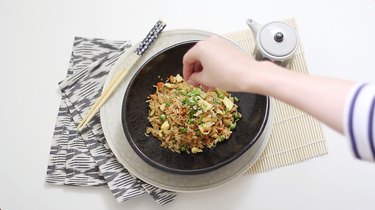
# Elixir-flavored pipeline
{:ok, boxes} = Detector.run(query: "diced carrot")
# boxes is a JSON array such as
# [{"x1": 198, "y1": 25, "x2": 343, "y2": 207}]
[
  {"x1": 204, "y1": 135, "x2": 210, "y2": 143},
  {"x1": 179, "y1": 108, "x2": 186, "y2": 116},
  {"x1": 156, "y1": 82, "x2": 164, "y2": 90},
  {"x1": 217, "y1": 127, "x2": 224, "y2": 132}
]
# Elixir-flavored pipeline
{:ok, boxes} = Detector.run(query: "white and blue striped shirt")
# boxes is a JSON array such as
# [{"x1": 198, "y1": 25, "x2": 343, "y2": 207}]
[{"x1": 344, "y1": 83, "x2": 375, "y2": 161}]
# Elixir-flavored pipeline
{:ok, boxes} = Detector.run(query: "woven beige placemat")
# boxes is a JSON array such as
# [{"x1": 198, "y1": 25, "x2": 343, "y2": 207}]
[{"x1": 224, "y1": 18, "x2": 327, "y2": 174}]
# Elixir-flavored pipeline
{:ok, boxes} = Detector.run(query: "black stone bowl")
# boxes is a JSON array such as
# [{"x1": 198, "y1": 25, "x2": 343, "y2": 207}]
[{"x1": 122, "y1": 41, "x2": 270, "y2": 175}]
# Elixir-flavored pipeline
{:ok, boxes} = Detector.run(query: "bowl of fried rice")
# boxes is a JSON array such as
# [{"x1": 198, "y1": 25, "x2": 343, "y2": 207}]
[{"x1": 121, "y1": 30, "x2": 272, "y2": 175}]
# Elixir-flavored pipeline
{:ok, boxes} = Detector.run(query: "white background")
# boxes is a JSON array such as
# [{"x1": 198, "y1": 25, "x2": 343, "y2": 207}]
[{"x1": 1, "y1": 0, "x2": 374, "y2": 209}]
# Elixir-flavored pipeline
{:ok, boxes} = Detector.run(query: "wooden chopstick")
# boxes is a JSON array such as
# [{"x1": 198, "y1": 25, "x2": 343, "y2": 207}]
[
  {"x1": 77, "y1": 54, "x2": 139, "y2": 130},
  {"x1": 77, "y1": 20, "x2": 166, "y2": 131}
]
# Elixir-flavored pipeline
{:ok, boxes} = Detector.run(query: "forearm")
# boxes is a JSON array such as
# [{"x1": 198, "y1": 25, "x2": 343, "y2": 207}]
[
  {"x1": 245, "y1": 61, "x2": 355, "y2": 133},
  {"x1": 182, "y1": 36, "x2": 374, "y2": 161}
]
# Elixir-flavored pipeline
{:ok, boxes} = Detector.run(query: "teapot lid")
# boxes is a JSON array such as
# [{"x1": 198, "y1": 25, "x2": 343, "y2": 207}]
[{"x1": 258, "y1": 22, "x2": 297, "y2": 58}]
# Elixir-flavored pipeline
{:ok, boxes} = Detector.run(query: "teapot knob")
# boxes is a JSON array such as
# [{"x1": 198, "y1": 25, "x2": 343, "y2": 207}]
[{"x1": 274, "y1": 32, "x2": 284, "y2": 42}]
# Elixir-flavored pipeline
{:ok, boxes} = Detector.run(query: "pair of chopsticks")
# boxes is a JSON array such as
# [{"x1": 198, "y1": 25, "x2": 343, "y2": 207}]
[{"x1": 77, "y1": 20, "x2": 167, "y2": 131}]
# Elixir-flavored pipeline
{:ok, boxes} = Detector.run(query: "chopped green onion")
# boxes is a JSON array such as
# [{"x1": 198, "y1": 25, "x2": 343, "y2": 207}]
[
  {"x1": 182, "y1": 98, "x2": 189, "y2": 105},
  {"x1": 187, "y1": 107, "x2": 198, "y2": 115},
  {"x1": 229, "y1": 123, "x2": 236, "y2": 130},
  {"x1": 190, "y1": 88, "x2": 201, "y2": 96},
  {"x1": 182, "y1": 97, "x2": 196, "y2": 106},
  {"x1": 233, "y1": 112, "x2": 241, "y2": 120},
  {"x1": 234, "y1": 96, "x2": 239, "y2": 102},
  {"x1": 188, "y1": 117, "x2": 195, "y2": 124},
  {"x1": 218, "y1": 136, "x2": 226, "y2": 142},
  {"x1": 179, "y1": 146, "x2": 186, "y2": 152},
  {"x1": 215, "y1": 90, "x2": 225, "y2": 99},
  {"x1": 180, "y1": 127, "x2": 188, "y2": 133},
  {"x1": 187, "y1": 97, "x2": 196, "y2": 106},
  {"x1": 213, "y1": 97, "x2": 220, "y2": 104},
  {"x1": 165, "y1": 102, "x2": 171, "y2": 107},
  {"x1": 198, "y1": 116, "x2": 203, "y2": 124}
]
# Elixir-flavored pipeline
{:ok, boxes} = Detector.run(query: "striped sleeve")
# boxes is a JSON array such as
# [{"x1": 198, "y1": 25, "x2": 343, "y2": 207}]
[{"x1": 343, "y1": 83, "x2": 375, "y2": 161}]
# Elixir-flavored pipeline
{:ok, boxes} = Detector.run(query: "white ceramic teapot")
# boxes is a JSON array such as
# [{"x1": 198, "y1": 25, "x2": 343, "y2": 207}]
[{"x1": 246, "y1": 18, "x2": 298, "y2": 67}]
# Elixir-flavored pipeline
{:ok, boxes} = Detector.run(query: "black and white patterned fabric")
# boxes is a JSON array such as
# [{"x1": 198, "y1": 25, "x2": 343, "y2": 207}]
[{"x1": 46, "y1": 37, "x2": 176, "y2": 205}]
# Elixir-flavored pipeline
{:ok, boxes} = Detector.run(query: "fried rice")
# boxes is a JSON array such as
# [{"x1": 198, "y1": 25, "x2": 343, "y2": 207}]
[{"x1": 146, "y1": 74, "x2": 242, "y2": 154}]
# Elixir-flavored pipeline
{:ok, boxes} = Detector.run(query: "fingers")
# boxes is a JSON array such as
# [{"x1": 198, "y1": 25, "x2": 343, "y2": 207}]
[
  {"x1": 188, "y1": 71, "x2": 206, "y2": 87},
  {"x1": 182, "y1": 47, "x2": 197, "y2": 81},
  {"x1": 201, "y1": 84, "x2": 213, "y2": 92},
  {"x1": 183, "y1": 45, "x2": 205, "y2": 88},
  {"x1": 183, "y1": 52, "x2": 205, "y2": 88},
  {"x1": 183, "y1": 41, "x2": 205, "y2": 81}
]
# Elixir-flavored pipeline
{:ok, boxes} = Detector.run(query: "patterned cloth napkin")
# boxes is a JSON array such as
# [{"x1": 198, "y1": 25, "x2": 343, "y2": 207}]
[
  {"x1": 47, "y1": 18, "x2": 327, "y2": 205},
  {"x1": 46, "y1": 37, "x2": 176, "y2": 205}
]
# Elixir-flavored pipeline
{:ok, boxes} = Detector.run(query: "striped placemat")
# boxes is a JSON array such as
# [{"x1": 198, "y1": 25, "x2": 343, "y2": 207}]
[{"x1": 224, "y1": 18, "x2": 328, "y2": 174}]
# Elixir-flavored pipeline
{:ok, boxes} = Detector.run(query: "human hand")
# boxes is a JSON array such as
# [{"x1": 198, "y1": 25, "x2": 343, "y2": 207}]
[{"x1": 182, "y1": 35, "x2": 273, "y2": 92}]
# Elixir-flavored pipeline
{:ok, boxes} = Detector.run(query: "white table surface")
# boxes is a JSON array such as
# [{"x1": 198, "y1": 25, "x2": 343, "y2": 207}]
[{"x1": 1, "y1": 0, "x2": 374, "y2": 209}]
